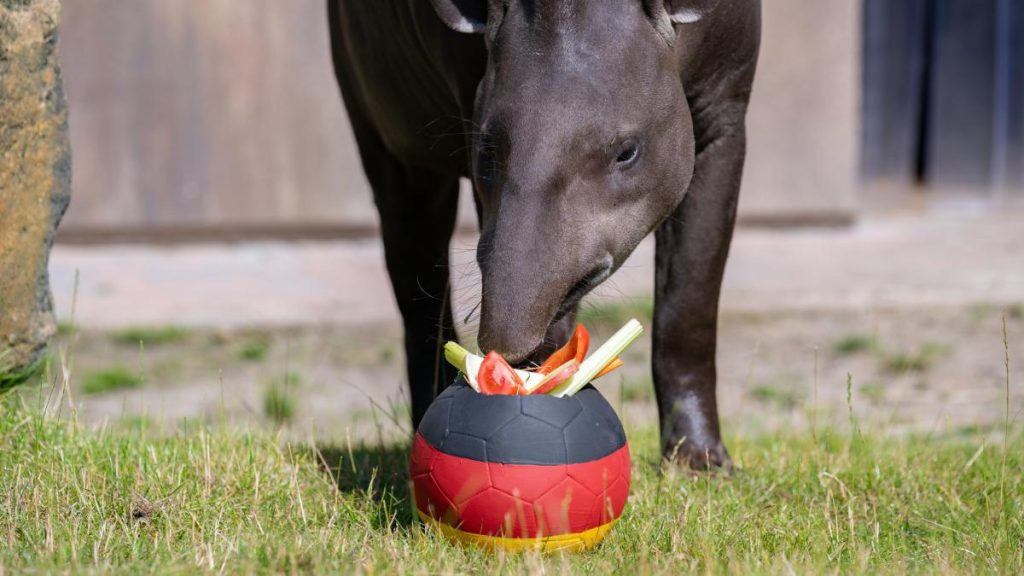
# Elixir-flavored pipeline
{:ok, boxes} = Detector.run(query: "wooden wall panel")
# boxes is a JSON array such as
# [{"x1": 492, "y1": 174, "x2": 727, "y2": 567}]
[{"x1": 59, "y1": 0, "x2": 376, "y2": 232}]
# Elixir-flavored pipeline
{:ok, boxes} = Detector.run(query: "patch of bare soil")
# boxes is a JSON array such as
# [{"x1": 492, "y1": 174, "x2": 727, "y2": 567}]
[{"x1": 30, "y1": 304, "x2": 1023, "y2": 444}]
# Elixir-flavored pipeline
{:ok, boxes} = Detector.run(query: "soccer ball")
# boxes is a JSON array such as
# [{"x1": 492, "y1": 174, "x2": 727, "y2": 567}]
[{"x1": 410, "y1": 378, "x2": 630, "y2": 552}]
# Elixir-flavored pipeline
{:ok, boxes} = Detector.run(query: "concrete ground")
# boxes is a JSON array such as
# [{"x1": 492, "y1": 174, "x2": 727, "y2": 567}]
[
  {"x1": 42, "y1": 211, "x2": 1024, "y2": 443},
  {"x1": 49, "y1": 211, "x2": 1024, "y2": 329}
]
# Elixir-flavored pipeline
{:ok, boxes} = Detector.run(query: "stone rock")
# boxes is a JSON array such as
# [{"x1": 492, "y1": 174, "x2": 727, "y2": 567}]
[{"x1": 0, "y1": 0, "x2": 71, "y2": 387}]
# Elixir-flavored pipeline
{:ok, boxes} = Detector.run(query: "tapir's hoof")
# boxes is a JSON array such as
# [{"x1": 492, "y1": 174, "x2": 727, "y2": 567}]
[{"x1": 663, "y1": 438, "x2": 733, "y2": 475}]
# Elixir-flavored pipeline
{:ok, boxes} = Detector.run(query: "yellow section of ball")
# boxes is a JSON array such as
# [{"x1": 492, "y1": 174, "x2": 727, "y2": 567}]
[{"x1": 417, "y1": 510, "x2": 617, "y2": 553}]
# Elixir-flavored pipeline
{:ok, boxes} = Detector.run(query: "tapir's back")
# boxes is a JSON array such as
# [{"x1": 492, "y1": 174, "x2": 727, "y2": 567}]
[
  {"x1": 327, "y1": 0, "x2": 486, "y2": 175},
  {"x1": 675, "y1": 0, "x2": 761, "y2": 110}
]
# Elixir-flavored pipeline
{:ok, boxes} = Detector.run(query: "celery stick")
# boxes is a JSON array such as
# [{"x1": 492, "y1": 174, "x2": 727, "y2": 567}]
[
  {"x1": 551, "y1": 319, "x2": 643, "y2": 397},
  {"x1": 444, "y1": 341, "x2": 479, "y2": 391},
  {"x1": 444, "y1": 342, "x2": 469, "y2": 371}
]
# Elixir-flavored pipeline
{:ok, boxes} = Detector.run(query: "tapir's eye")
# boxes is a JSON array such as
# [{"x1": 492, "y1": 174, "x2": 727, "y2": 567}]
[{"x1": 614, "y1": 141, "x2": 640, "y2": 168}]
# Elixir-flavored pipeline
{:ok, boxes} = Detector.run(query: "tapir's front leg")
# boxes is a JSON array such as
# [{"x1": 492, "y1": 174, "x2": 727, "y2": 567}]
[{"x1": 653, "y1": 105, "x2": 749, "y2": 471}]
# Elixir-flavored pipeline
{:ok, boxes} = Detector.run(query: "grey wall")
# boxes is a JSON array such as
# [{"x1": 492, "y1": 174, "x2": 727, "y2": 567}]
[
  {"x1": 59, "y1": 0, "x2": 374, "y2": 235},
  {"x1": 742, "y1": 0, "x2": 860, "y2": 223}
]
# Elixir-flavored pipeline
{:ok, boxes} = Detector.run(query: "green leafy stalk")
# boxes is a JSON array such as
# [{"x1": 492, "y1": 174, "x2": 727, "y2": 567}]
[
  {"x1": 553, "y1": 319, "x2": 644, "y2": 397},
  {"x1": 443, "y1": 341, "x2": 470, "y2": 373}
]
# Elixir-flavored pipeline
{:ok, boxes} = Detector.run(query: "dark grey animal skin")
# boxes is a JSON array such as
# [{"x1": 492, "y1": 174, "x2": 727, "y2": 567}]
[{"x1": 327, "y1": 0, "x2": 760, "y2": 469}]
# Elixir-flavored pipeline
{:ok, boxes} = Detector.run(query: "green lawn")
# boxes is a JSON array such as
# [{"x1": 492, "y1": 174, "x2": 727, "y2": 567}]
[{"x1": 1, "y1": 387, "x2": 1021, "y2": 574}]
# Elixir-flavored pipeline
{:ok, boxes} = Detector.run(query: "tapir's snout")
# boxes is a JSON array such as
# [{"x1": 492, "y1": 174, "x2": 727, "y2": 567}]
[
  {"x1": 477, "y1": 239, "x2": 614, "y2": 364},
  {"x1": 476, "y1": 307, "x2": 547, "y2": 365}
]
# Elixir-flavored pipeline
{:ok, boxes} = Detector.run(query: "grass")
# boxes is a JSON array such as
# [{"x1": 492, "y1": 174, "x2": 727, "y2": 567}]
[
  {"x1": 263, "y1": 384, "x2": 296, "y2": 425},
  {"x1": 833, "y1": 333, "x2": 877, "y2": 355},
  {"x1": 885, "y1": 352, "x2": 929, "y2": 373},
  {"x1": 884, "y1": 342, "x2": 951, "y2": 374},
  {"x1": 858, "y1": 381, "x2": 886, "y2": 405},
  {"x1": 238, "y1": 338, "x2": 270, "y2": 362},
  {"x1": 748, "y1": 382, "x2": 804, "y2": 410},
  {"x1": 619, "y1": 376, "x2": 655, "y2": 403},
  {"x1": 1, "y1": 310, "x2": 1019, "y2": 573},
  {"x1": 82, "y1": 367, "x2": 144, "y2": 394},
  {"x1": 831, "y1": 334, "x2": 954, "y2": 375},
  {"x1": 111, "y1": 326, "x2": 187, "y2": 347},
  {"x1": 377, "y1": 343, "x2": 397, "y2": 364},
  {"x1": 578, "y1": 297, "x2": 654, "y2": 328},
  {"x1": 1, "y1": 388, "x2": 1021, "y2": 574},
  {"x1": 263, "y1": 372, "x2": 302, "y2": 425}
]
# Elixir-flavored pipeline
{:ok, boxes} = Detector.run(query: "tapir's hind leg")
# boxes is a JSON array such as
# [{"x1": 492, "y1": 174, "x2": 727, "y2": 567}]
[
  {"x1": 329, "y1": 18, "x2": 459, "y2": 430},
  {"x1": 349, "y1": 126, "x2": 460, "y2": 428},
  {"x1": 372, "y1": 156, "x2": 461, "y2": 430}
]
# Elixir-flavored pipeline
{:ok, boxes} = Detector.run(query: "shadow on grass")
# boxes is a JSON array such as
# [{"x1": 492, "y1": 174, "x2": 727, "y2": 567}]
[{"x1": 314, "y1": 441, "x2": 414, "y2": 527}]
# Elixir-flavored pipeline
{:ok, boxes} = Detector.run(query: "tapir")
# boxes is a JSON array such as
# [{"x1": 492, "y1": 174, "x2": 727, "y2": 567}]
[{"x1": 327, "y1": 0, "x2": 760, "y2": 469}]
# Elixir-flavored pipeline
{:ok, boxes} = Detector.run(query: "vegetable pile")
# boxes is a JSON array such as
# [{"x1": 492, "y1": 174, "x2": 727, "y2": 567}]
[{"x1": 443, "y1": 319, "x2": 643, "y2": 397}]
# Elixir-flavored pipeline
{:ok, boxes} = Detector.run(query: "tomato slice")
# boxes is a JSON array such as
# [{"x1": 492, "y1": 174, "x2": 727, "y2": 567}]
[
  {"x1": 531, "y1": 359, "x2": 580, "y2": 395},
  {"x1": 537, "y1": 324, "x2": 590, "y2": 375},
  {"x1": 477, "y1": 351, "x2": 527, "y2": 395}
]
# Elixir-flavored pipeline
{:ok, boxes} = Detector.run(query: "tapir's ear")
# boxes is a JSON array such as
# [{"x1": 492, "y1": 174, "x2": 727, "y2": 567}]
[
  {"x1": 429, "y1": 0, "x2": 487, "y2": 33},
  {"x1": 665, "y1": 0, "x2": 721, "y2": 24},
  {"x1": 643, "y1": 0, "x2": 719, "y2": 43}
]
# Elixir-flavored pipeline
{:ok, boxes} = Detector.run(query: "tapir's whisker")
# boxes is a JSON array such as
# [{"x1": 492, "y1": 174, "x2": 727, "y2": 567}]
[
  {"x1": 461, "y1": 300, "x2": 481, "y2": 325},
  {"x1": 414, "y1": 277, "x2": 445, "y2": 302}
]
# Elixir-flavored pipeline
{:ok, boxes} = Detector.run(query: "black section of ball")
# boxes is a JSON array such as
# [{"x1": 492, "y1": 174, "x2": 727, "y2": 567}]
[{"x1": 417, "y1": 377, "x2": 626, "y2": 465}]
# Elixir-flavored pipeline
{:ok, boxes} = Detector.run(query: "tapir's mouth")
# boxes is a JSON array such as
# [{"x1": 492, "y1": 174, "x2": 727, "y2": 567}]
[
  {"x1": 482, "y1": 255, "x2": 614, "y2": 367},
  {"x1": 552, "y1": 255, "x2": 614, "y2": 325},
  {"x1": 510, "y1": 257, "x2": 613, "y2": 368}
]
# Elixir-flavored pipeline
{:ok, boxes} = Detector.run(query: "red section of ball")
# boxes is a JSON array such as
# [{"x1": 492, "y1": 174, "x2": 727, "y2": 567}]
[{"x1": 411, "y1": 434, "x2": 630, "y2": 538}]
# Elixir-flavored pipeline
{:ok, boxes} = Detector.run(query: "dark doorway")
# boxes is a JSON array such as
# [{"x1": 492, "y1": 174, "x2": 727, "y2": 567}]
[{"x1": 861, "y1": 0, "x2": 1024, "y2": 196}]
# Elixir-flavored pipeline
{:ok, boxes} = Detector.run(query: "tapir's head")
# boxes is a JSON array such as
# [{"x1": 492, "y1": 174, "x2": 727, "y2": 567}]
[{"x1": 431, "y1": 0, "x2": 717, "y2": 362}]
